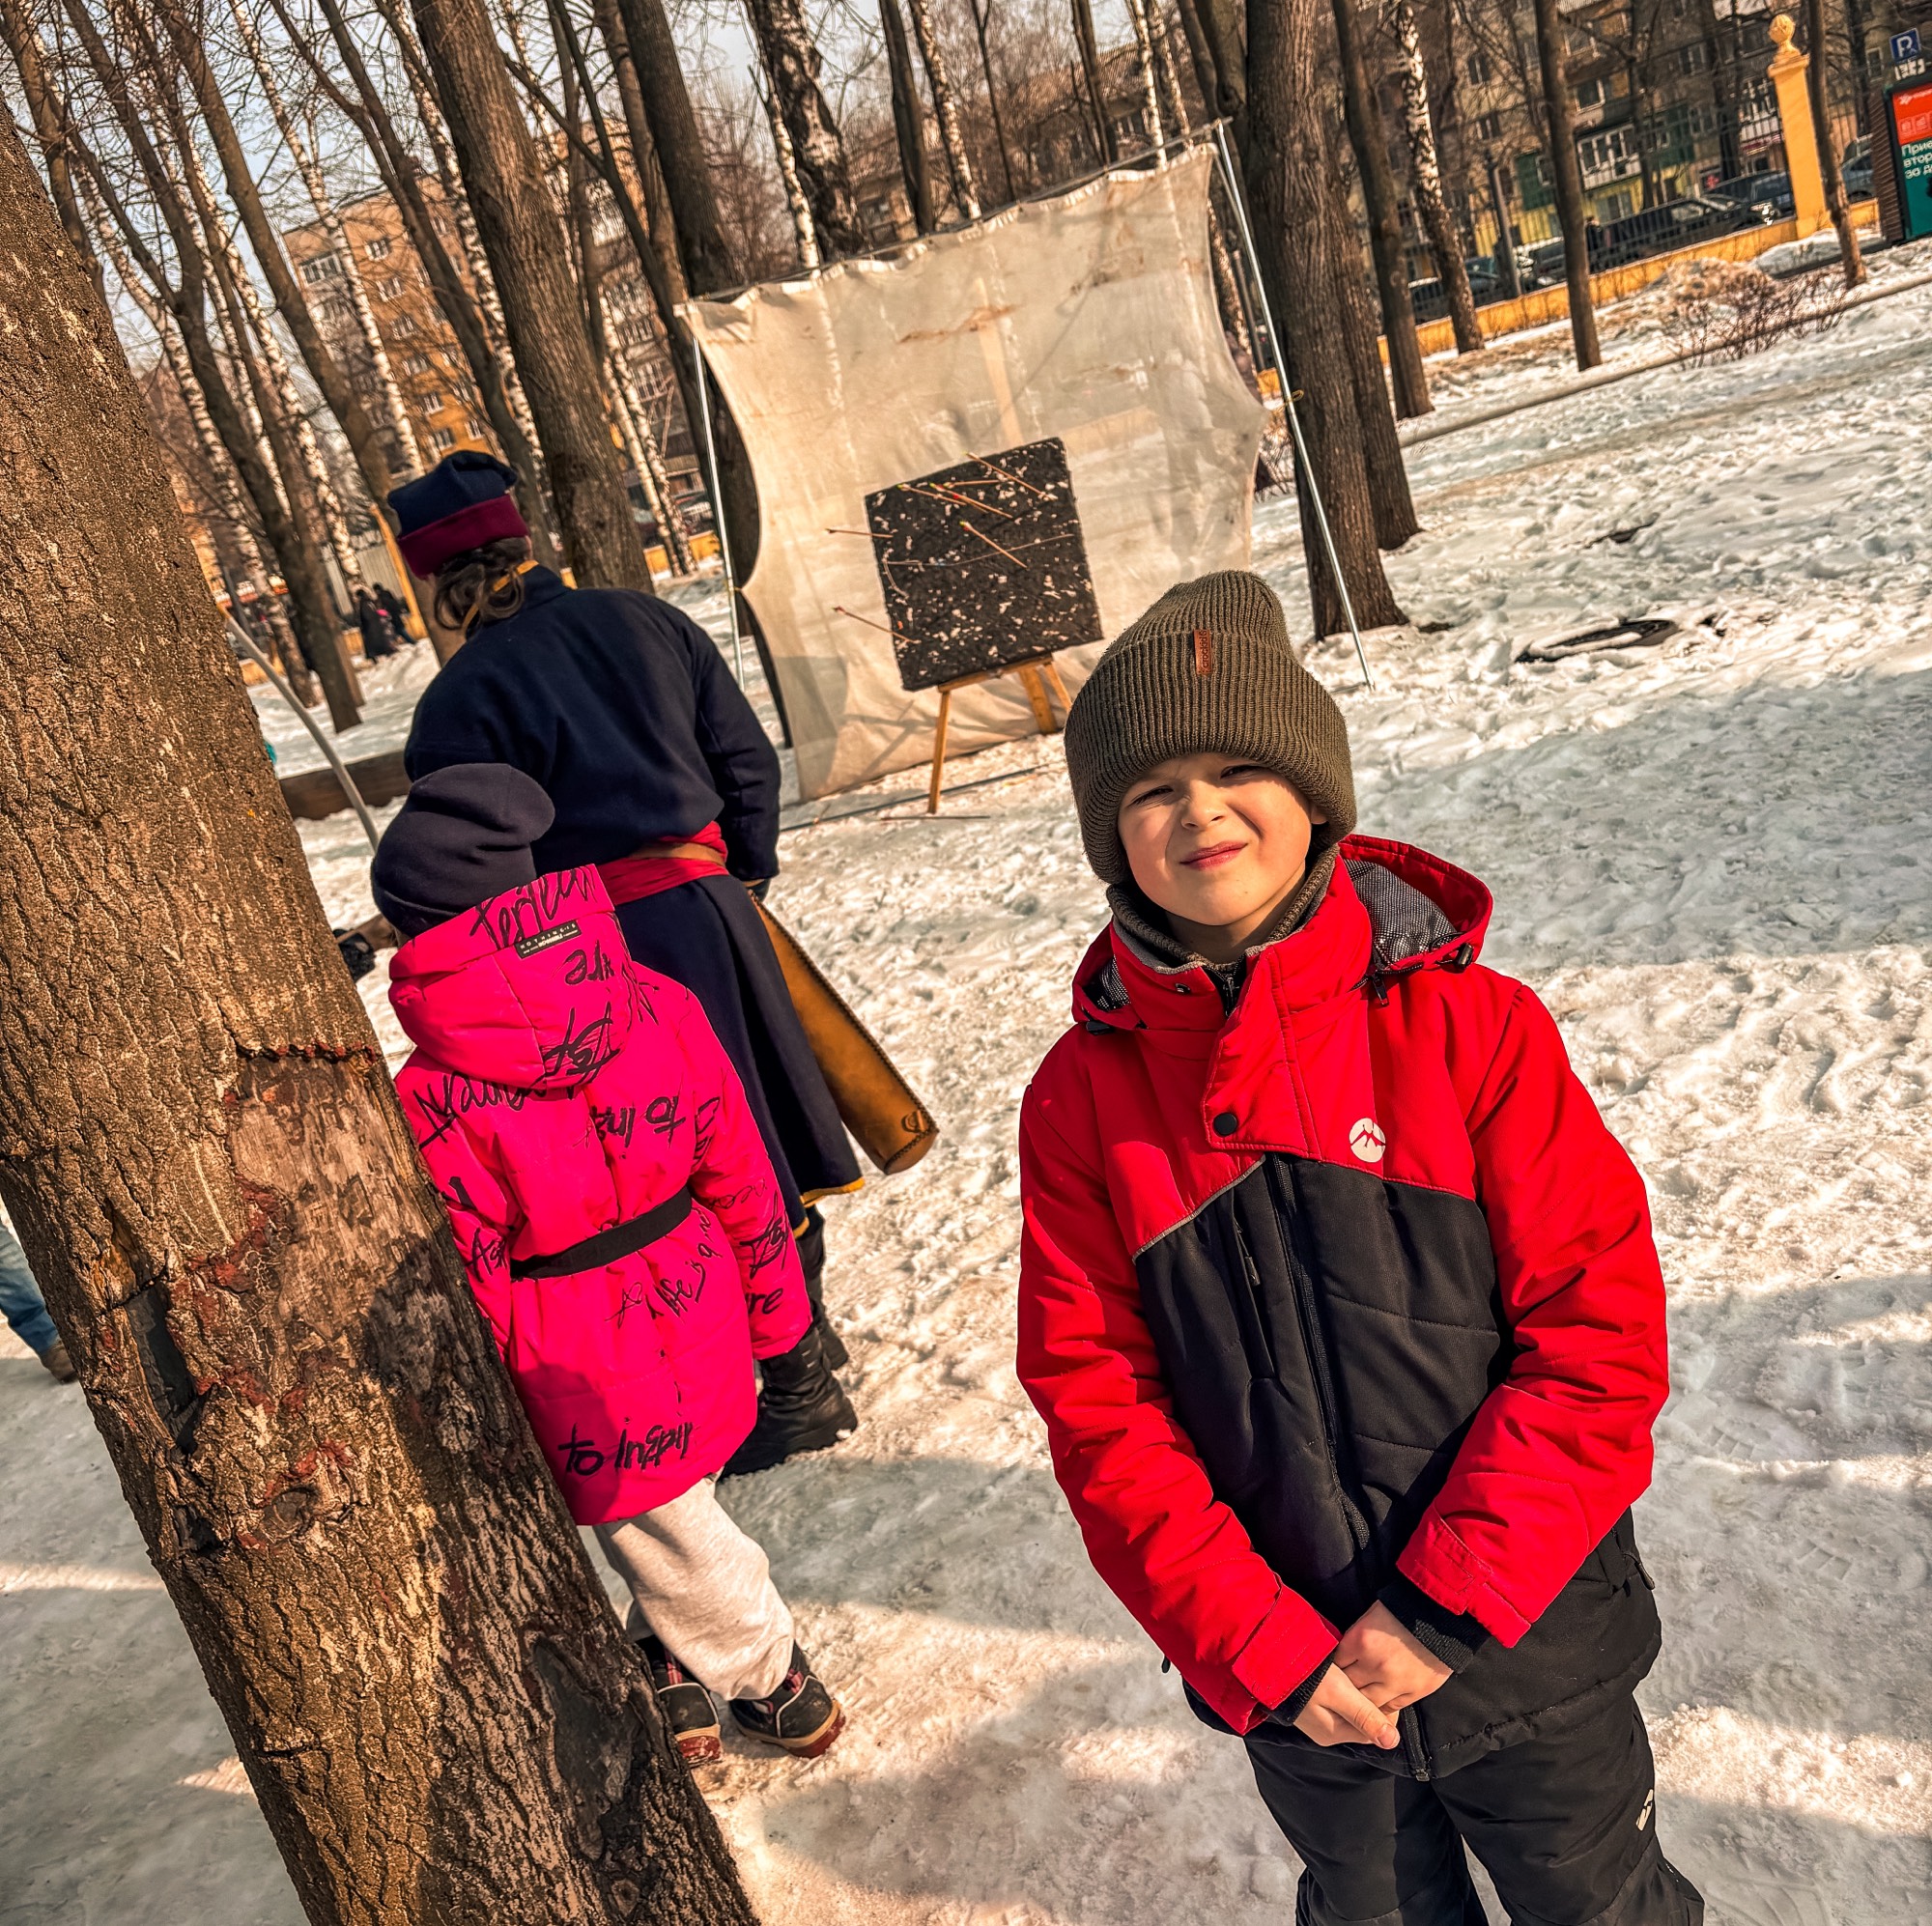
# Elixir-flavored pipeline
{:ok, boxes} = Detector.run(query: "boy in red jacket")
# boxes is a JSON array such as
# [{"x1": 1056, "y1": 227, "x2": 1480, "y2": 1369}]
[{"x1": 1018, "y1": 574, "x2": 1701, "y2": 1923}]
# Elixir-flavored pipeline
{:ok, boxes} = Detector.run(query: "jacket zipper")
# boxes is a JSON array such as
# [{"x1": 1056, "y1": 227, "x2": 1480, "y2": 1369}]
[
  {"x1": 1263, "y1": 1159, "x2": 1373, "y2": 1557},
  {"x1": 1230, "y1": 1217, "x2": 1278, "y2": 1377},
  {"x1": 1398, "y1": 1705, "x2": 1434, "y2": 1781}
]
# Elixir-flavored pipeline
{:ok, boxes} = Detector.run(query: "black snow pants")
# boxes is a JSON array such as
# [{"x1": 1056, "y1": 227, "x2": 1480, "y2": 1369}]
[{"x1": 1245, "y1": 1692, "x2": 1703, "y2": 1926}]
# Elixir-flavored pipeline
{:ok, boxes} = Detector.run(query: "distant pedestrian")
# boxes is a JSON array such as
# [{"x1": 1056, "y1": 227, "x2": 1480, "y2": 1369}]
[
  {"x1": 373, "y1": 582, "x2": 416, "y2": 644},
  {"x1": 355, "y1": 586, "x2": 396, "y2": 661},
  {"x1": 1, "y1": 1221, "x2": 74, "y2": 1383},
  {"x1": 1020, "y1": 571, "x2": 1701, "y2": 1924},
  {"x1": 373, "y1": 763, "x2": 846, "y2": 1764}
]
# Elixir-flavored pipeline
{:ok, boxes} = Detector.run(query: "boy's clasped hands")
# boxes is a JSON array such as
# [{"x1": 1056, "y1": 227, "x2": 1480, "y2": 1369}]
[{"x1": 1295, "y1": 1603, "x2": 1453, "y2": 1750}]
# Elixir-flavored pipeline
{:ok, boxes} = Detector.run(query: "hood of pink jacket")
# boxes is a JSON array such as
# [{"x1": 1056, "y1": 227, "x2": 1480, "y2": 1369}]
[{"x1": 387, "y1": 866, "x2": 634, "y2": 1092}]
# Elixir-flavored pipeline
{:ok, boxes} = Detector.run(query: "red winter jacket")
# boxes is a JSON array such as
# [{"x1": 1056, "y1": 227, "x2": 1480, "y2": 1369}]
[
  {"x1": 390, "y1": 867, "x2": 809, "y2": 1526},
  {"x1": 1017, "y1": 838, "x2": 1668, "y2": 1770}
]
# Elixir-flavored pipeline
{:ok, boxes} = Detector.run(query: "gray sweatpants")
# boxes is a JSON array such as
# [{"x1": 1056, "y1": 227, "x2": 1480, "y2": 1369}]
[{"x1": 595, "y1": 1479, "x2": 795, "y2": 1702}]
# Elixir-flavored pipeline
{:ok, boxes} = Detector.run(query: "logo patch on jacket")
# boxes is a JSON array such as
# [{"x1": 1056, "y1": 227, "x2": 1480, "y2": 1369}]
[
  {"x1": 1349, "y1": 1118, "x2": 1386, "y2": 1163},
  {"x1": 514, "y1": 921, "x2": 582, "y2": 957}
]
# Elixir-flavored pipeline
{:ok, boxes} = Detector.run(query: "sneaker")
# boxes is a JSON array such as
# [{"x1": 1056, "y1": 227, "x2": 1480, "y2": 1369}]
[
  {"x1": 720, "y1": 1325, "x2": 857, "y2": 1479},
  {"x1": 38, "y1": 1342, "x2": 76, "y2": 1384},
  {"x1": 638, "y1": 1636, "x2": 722, "y2": 1766},
  {"x1": 730, "y1": 1643, "x2": 844, "y2": 1758}
]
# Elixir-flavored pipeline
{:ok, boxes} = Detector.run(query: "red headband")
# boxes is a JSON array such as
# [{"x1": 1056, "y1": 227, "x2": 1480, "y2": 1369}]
[{"x1": 397, "y1": 494, "x2": 530, "y2": 579}]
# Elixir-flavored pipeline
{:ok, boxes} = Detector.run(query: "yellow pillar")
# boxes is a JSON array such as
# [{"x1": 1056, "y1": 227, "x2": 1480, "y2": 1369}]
[{"x1": 1767, "y1": 14, "x2": 1829, "y2": 238}]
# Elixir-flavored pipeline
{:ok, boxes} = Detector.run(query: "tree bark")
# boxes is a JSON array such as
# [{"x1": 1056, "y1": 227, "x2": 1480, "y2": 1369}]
[
  {"x1": 409, "y1": 0, "x2": 650, "y2": 591},
  {"x1": 1193, "y1": 0, "x2": 1247, "y2": 125},
  {"x1": 754, "y1": 58, "x2": 823, "y2": 266},
  {"x1": 0, "y1": 120, "x2": 763, "y2": 1926},
  {"x1": 152, "y1": 0, "x2": 396, "y2": 512},
  {"x1": 589, "y1": 0, "x2": 688, "y2": 302},
  {"x1": 1070, "y1": 0, "x2": 1117, "y2": 162},
  {"x1": 1244, "y1": 0, "x2": 1406, "y2": 636},
  {"x1": 1386, "y1": 0, "x2": 1482, "y2": 354},
  {"x1": 0, "y1": 0, "x2": 99, "y2": 287},
  {"x1": 1331, "y1": 0, "x2": 1431, "y2": 417},
  {"x1": 1326, "y1": 150, "x2": 1419, "y2": 548},
  {"x1": 1530, "y1": 0, "x2": 1601, "y2": 368},
  {"x1": 742, "y1": 0, "x2": 868, "y2": 256},
  {"x1": 882, "y1": 0, "x2": 936, "y2": 232},
  {"x1": 611, "y1": 0, "x2": 738, "y2": 292},
  {"x1": 1804, "y1": 0, "x2": 1865, "y2": 287},
  {"x1": 1124, "y1": 0, "x2": 1168, "y2": 152},
  {"x1": 903, "y1": 0, "x2": 980, "y2": 217}
]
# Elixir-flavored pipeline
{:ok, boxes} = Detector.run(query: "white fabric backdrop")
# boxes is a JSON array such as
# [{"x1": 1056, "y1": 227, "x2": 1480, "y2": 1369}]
[{"x1": 686, "y1": 150, "x2": 1266, "y2": 800}]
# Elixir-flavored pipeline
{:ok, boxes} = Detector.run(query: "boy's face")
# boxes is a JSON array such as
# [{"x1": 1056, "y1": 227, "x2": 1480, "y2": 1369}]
[{"x1": 1117, "y1": 752, "x2": 1324, "y2": 957}]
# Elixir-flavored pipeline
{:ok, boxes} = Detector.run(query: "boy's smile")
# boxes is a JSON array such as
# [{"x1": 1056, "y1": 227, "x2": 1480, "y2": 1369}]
[{"x1": 1117, "y1": 752, "x2": 1326, "y2": 965}]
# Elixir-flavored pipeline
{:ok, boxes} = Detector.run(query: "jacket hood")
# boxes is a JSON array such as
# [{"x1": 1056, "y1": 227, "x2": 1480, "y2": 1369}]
[
  {"x1": 1071, "y1": 835, "x2": 1493, "y2": 1034},
  {"x1": 387, "y1": 865, "x2": 635, "y2": 1090}
]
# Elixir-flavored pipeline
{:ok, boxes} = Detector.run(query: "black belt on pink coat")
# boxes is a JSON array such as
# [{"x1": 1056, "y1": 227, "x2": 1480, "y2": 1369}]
[{"x1": 508, "y1": 1184, "x2": 695, "y2": 1281}]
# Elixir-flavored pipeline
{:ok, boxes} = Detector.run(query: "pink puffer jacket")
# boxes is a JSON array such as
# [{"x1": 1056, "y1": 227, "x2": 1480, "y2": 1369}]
[{"x1": 388, "y1": 865, "x2": 810, "y2": 1524}]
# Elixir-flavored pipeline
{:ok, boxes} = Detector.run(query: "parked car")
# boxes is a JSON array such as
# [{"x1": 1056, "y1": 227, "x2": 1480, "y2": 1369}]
[
  {"x1": 1842, "y1": 136, "x2": 1873, "y2": 198},
  {"x1": 1708, "y1": 170, "x2": 1796, "y2": 218},
  {"x1": 1406, "y1": 260, "x2": 1507, "y2": 321},
  {"x1": 1524, "y1": 237, "x2": 1569, "y2": 287},
  {"x1": 1593, "y1": 192, "x2": 1767, "y2": 267}
]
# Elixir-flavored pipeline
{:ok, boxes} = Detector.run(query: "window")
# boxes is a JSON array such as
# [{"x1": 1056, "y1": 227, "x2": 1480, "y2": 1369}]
[
  {"x1": 420, "y1": 390, "x2": 443, "y2": 412},
  {"x1": 1476, "y1": 110, "x2": 1505, "y2": 140},
  {"x1": 402, "y1": 353, "x2": 432, "y2": 375},
  {"x1": 468, "y1": 418, "x2": 490, "y2": 441},
  {"x1": 300, "y1": 251, "x2": 341, "y2": 284},
  {"x1": 1678, "y1": 42, "x2": 1709, "y2": 72},
  {"x1": 365, "y1": 235, "x2": 393, "y2": 261},
  {"x1": 1466, "y1": 50, "x2": 1492, "y2": 84},
  {"x1": 1575, "y1": 75, "x2": 1604, "y2": 107},
  {"x1": 376, "y1": 275, "x2": 404, "y2": 301},
  {"x1": 390, "y1": 313, "x2": 417, "y2": 337},
  {"x1": 429, "y1": 426, "x2": 456, "y2": 452}
]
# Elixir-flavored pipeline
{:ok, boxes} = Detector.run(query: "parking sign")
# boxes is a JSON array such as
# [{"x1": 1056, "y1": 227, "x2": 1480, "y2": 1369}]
[{"x1": 1892, "y1": 27, "x2": 1921, "y2": 63}]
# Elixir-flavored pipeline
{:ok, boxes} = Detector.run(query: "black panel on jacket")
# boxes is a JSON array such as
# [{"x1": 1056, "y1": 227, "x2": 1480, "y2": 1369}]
[{"x1": 1136, "y1": 1152, "x2": 1660, "y2": 1772}]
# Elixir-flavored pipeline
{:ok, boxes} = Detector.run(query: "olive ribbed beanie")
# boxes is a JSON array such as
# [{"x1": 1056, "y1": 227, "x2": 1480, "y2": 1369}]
[{"x1": 1063, "y1": 571, "x2": 1356, "y2": 885}]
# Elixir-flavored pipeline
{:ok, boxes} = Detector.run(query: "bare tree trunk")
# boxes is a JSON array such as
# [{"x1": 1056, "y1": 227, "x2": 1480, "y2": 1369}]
[
  {"x1": 1244, "y1": 0, "x2": 1406, "y2": 635},
  {"x1": 1070, "y1": 0, "x2": 1117, "y2": 161},
  {"x1": 882, "y1": 0, "x2": 936, "y2": 232},
  {"x1": 1804, "y1": 0, "x2": 1865, "y2": 287},
  {"x1": 1530, "y1": 0, "x2": 1601, "y2": 368},
  {"x1": 1173, "y1": 0, "x2": 1222, "y2": 111},
  {"x1": 227, "y1": 0, "x2": 424, "y2": 475},
  {"x1": 55, "y1": 1, "x2": 356, "y2": 722},
  {"x1": 754, "y1": 60, "x2": 822, "y2": 265},
  {"x1": 589, "y1": 0, "x2": 687, "y2": 300},
  {"x1": 1146, "y1": 0, "x2": 1191, "y2": 137},
  {"x1": 409, "y1": 0, "x2": 649, "y2": 590},
  {"x1": 0, "y1": 119, "x2": 764, "y2": 1925},
  {"x1": 282, "y1": 0, "x2": 560, "y2": 564},
  {"x1": 611, "y1": 0, "x2": 738, "y2": 292},
  {"x1": 152, "y1": 0, "x2": 396, "y2": 510},
  {"x1": 0, "y1": 0, "x2": 99, "y2": 286},
  {"x1": 1331, "y1": 0, "x2": 1431, "y2": 417},
  {"x1": 1327, "y1": 150, "x2": 1419, "y2": 549},
  {"x1": 742, "y1": 0, "x2": 868, "y2": 257},
  {"x1": 965, "y1": 0, "x2": 1017, "y2": 203},
  {"x1": 1386, "y1": 0, "x2": 1482, "y2": 354},
  {"x1": 903, "y1": 0, "x2": 980, "y2": 216},
  {"x1": 1124, "y1": 0, "x2": 1168, "y2": 154}
]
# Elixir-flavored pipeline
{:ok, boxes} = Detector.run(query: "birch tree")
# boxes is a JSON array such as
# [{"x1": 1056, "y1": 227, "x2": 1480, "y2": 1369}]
[
  {"x1": 903, "y1": 0, "x2": 979, "y2": 217},
  {"x1": 1386, "y1": 0, "x2": 1482, "y2": 354}
]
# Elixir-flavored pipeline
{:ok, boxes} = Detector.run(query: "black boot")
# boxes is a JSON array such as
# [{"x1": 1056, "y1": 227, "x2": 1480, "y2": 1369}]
[
  {"x1": 637, "y1": 1634, "x2": 723, "y2": 1765},
  {"x1": 721, "y1": 1325, "x2": 857, "y2": 1478},
  {"x1": 730, "y1": 1642, "x2": 845, "y2": 1758},
  {"x1": 797, "y1": 1206, "x2": 848, "y2": 1370}
]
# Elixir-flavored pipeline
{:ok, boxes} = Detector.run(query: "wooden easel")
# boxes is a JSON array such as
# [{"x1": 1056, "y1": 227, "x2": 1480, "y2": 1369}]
[{"x1": 927, "y1": 652, "x2": 1073, "y2": 813}]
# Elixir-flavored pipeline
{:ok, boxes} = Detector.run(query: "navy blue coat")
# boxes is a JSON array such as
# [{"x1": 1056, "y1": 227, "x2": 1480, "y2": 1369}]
[{"x1": 404, "y1": 569, "x2": 781, "y2": 880}]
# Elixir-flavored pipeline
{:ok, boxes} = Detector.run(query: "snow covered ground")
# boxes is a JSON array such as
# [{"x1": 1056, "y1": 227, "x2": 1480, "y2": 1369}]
[{"x1": 5, "y1": 243, "x2": 1932, "y2": 1923}]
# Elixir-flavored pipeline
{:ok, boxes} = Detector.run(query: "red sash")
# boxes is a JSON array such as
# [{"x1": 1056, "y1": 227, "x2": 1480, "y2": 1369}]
[{"x1": 597, "y1": 821, "x2": 730, "y2": 906}]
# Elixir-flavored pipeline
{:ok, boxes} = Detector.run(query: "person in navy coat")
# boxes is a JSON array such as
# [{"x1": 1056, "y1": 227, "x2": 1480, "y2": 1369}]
[{"x1": 387, "y1": 451, "x2": 858, "y2": 1475}]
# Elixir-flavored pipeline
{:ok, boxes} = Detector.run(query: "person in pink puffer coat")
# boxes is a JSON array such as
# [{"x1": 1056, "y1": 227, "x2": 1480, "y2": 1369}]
[{"x1": 374, "y1": 763, "x2": 844, "y2": 1765}]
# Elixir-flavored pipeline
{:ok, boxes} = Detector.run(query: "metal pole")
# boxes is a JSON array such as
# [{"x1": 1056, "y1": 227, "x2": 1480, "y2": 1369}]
[
  {"x1": 690, "y1": 331, "x2": 746, "y2": 686},
  {"x1": 228, "y1": 615, "x2": 382, "y2": 853},
  {"x1": 1210, "y1": 122, "x2": 1376, "y2": 691}
]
